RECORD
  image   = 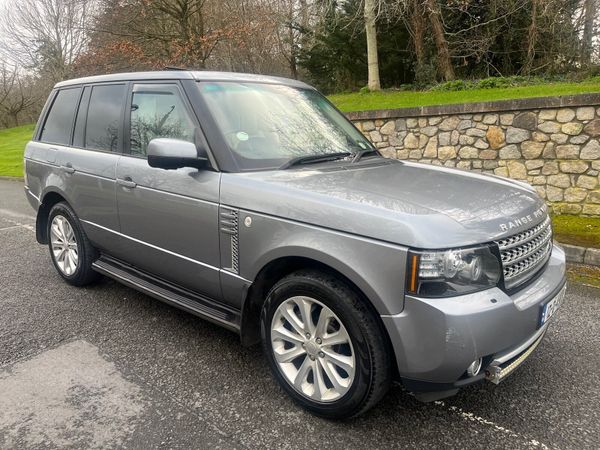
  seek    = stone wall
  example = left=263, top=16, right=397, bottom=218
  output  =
left=346, top=94, right=600, bottom=216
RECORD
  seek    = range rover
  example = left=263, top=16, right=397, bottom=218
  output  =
left=24, top=71, right=567, bottom=418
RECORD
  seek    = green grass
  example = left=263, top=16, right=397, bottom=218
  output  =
left=567, top=263, right=600, bottom=288
left=552, top=215, right=600, bottom=249
left=329, top=80, right=600, bottom=112
left=0, top=124, right=35, bottom=177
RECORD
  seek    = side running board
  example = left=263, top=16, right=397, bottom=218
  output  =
left=92, top=255, right=241, bottom=332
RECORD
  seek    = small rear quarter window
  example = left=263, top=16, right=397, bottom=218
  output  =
left=40, top=87, right=82, bottom=145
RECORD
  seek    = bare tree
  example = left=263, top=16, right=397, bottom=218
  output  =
left=364, top=0, right=381, bottom=90
left=266, top=0, right=323, bottom=79
left=0, top=66, right=38, bottom=127
left=0, top=0, right=95, bottom=82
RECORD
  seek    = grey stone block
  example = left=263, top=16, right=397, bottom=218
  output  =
left=561, top=243, right=586, bottom=263
left=584, top=248, right=600, bottom=266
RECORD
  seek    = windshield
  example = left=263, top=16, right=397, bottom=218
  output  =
left=197, top=82, right=375, bottom=170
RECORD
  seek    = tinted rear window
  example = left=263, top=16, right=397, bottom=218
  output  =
left=40, top=88, right=82, bottom=145
left=85, top=84, right=125, bottom=152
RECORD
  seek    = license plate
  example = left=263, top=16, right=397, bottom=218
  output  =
left=539, top=285, right=566, bottom=327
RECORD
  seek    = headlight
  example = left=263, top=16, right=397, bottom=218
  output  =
left=406, top=245, right=501, bottom=298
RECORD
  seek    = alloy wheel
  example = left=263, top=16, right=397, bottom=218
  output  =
left=270, top=296, right=355, bottom=402
left=50, top=215, right=79, bottom=276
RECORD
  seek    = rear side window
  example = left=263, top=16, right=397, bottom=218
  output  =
left=85, top=84, right=126, bottom=152
left=40, top=88, right=82, bottom=145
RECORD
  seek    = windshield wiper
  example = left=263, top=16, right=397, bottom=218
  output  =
left=352, top=148, right=379, bottom=163
left=279, top=152, right=352, bottom=170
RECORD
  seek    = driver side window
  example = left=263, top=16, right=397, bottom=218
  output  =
left=130, top=84, right=195, bottom=157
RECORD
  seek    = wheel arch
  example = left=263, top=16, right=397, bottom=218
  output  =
left=239, top=255, right=397, bottom=377
left=36, top=189, right=70, bottom=244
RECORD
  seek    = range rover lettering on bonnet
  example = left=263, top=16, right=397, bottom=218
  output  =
left=498, top=206, right=547, bottom=232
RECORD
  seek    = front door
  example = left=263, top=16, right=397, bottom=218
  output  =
left=114, top=82, right=222, bottom=301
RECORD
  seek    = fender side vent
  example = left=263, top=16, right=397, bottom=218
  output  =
left=220, top=207, right=239, bottom=273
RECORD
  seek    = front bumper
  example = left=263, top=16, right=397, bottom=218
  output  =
left=382, top=244, right=566, bottom=394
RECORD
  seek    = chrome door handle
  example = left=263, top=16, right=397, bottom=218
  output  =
left=117, top=178, right=137, bottom=188
left=61, top=164, right=75, bottom=174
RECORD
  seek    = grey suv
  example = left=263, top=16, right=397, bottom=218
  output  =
left=24, top=71, right=566, bottom=418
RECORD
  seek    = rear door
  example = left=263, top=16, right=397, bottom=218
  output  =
left=114, top=81, right=222, bottom=301
left=26, top=87, right=82, bottom=205
left=57, top=83, right=126, bottom=252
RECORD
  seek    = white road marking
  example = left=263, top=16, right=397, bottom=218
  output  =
left=0, top=208, right=35, bottom=221
left=0, top=223, right=34, bottom=232
left=0, top=340, right=147, bottom=449
left=0, top=225, right=27, bottom=232
left=434, top=400, right=550, bottom=449
left=0, top=215, right=35, bottom=232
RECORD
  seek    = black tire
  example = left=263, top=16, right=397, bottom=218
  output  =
left=261, top=270, right=391, bottom=419
left=47, top=202, right=100, bottom=286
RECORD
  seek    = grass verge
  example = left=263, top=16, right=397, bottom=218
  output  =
left=567, top=264, right=600, bottom=288
left=328, top=80, right=600, bottom=112
left=0, top=124, right=35, bottom=177
left=552, top=215, right=600, bottom=249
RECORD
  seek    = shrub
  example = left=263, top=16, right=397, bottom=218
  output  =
left=476, top=77, right=512, bottom=89
left=398, top=84, right=415, bottom=91
left=414, top=62, right=437, bottom=89
left=430, top=75, right=562, bottom=92
left=432, top=79, right=471, bottom=91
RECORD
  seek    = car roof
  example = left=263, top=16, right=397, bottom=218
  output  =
left=54, top=70, right=314, bottom=90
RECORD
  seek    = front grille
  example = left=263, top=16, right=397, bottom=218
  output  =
left=496, top=215, right=553, bottom=289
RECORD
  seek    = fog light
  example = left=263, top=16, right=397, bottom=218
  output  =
left=467, top=358, right=482, bottom=377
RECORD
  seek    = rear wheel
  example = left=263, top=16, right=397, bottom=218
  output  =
left=261, top=270, right=391, bottom=419
left=48, top=202, right=100, bottom=286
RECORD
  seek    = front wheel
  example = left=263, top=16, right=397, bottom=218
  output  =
left=261, top=270, right=391, bottom=419
left=48, top=202, right=100, bottom=286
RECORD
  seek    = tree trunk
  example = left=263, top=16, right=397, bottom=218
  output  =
left=583, top=0, right=596, bottom=64
left=409, top=0, right=426, bottom=76
left=425, top=0, right=454, bottom=81
left=523, top=0, right=538, bottom=74
left=364, top=0, right=381, bottom=91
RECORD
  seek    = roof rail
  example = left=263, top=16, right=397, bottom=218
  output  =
left=163, top=66, right=189, bottom=71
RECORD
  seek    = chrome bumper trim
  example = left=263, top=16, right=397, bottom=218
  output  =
left=494, top=322, right=549, bottom=366
left=485, top=329, right=546, bottom=384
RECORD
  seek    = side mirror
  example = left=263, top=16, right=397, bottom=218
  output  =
left=147, top=138, right=208, bottom=170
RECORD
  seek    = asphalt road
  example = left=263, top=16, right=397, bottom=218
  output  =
left=0, top=178, right=598, bottom=449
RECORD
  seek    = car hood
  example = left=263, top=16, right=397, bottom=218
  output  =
left=220, top=160, right=548, bottom=248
